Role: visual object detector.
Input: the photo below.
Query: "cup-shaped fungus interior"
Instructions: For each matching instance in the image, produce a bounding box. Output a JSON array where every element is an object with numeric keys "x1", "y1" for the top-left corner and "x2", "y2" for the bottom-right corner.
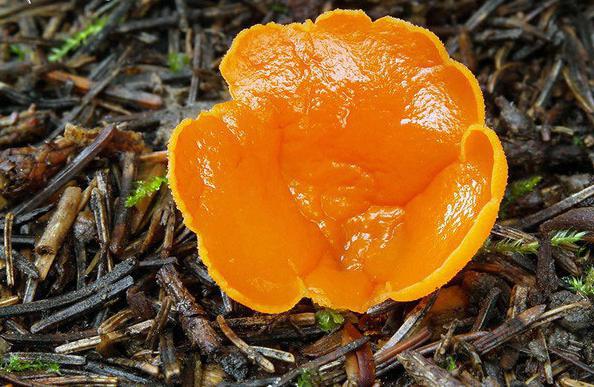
[{"x1": 168, "y1": 10, "x2": 507, "y2": 313}]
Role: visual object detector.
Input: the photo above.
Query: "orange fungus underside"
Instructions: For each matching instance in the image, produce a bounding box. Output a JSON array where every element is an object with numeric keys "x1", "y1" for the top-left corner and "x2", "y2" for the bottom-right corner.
[{"x1": 168, "y1": 10, "x2": 508, "y2": 313}]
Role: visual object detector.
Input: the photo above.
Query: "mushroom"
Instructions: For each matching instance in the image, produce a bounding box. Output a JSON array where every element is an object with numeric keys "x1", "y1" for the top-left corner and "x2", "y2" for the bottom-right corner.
[{"x1": 168, "y1": 10, "x2": 508, "y2": 313}]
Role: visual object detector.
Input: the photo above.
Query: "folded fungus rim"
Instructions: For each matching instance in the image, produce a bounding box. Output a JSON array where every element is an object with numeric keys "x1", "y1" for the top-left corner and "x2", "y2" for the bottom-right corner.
[{"x1": 167, "y1": 10, "x2": 508, "y2": 313}]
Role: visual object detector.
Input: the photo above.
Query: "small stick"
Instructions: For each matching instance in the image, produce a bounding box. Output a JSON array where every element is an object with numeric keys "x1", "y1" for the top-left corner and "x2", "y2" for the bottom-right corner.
[
  {"x1": 90, "y1": 188, "x2": 110, "y2": 249},
  {"x1": 54, "y1": 336, "x2": 101, "y2": 354},
  {"x1": 3, "y1": 352, "x2": 85, "y2": 365},
  {"x1": 531, "y1": 301, "x2": 591, "y2": 329},
  {"x1": 3, "y1": 213, "x2": 15, "y2": 287},
  {"x1": 146, "y1": 296, "x2": 172, "y2": 349},
  {"x1": 220, "y1": 290, "x2": 233, "y2": 316},
  {"x1": 138, "y1": 150, "x2": 167, "y2": 163},
  {"x1": 160, "y1": 330, "x2": 181, "y2": 384},
  {"x1": 95, "y1": 170, "x2": 113, "y2": 227},
  {"x1": 138, "y1": 257, "x2": 177, "y2": 268},
  {"x1": 517, "y1": 184, "x2": 594, "y2": 229},
  {"x1": 549, "y1": 347, "x2": 594, "y2": 375},
  {"x1": 222, "y1": 313, "x2": 316, "y2": 330},
  {"x1": 473, "y1": 305, "x2": 546, "y2": 354},
  {"x1": 471, "y1": 287, "x2": 501, "y2": 332},
  {"x1": 45, "y1": 71, "x2": 162, "y2": 110},
  {"x1": 12, "y1": 125, "x2": 115, "y2": 216},
  {"x1": 160, "y1": 197, "x2": 176, "y2": 258},
  {"x1": 0, "y1": 258, "x2": 134, "y2": 317},
  {"x1": 174, "y1": 0, "x2": 189, "y2": 31},
  {"x1": 377, "y1": 291, "x2": 439, "y2": 355},
  {"x1": 109, "y1": 152, "x2": 136, "y2": 256},
  {"x1": 217, "y1": 315, "x2": 275, "y2": 373},
  {"x1": 187, "y1": 31, "x2": 202, "y2": 104},
  {"x1": 106, "y1": 357, "x2": 160, "y2": 377},
  {"x1": 0, "y1": 296, "x2": 20, "y2": 307},
  {"x1": 251, "y1": 346, "x2": 295, "y2": 363},
  {"x1": 85, "y1": 360, "x2": 156, "y2": 385},
  {"x1": 78, "y1": 0, "x2": 133, "y2": 56},
  {"x1": 273, "y1": 337, "x2": 368, "y2": 386},
  {"x1": 32, "y1": 375, "x2": 117, "y2": 385},
  {"x1": 537, "y1": 329, "x2": 554, "y2": 384},
  {"x1": 375, "y1": 327, "x2": 432, "y2": 367},
  {"x1": 30, "y1": 276, "x2": 133, "y2": 333},
  {"x1": 0, "y1": 247, "x2": 39, "y2": 279},
  {"x1": 49, "y1": 45, "x2": 134, "y2": 140},
  {"x1": 34, "y1": 186, "x2": 82, "y2": 280},
  {"x1": 532, "y1": 57, "x2": 563, "y2": 112},
  {"x1": 434, "y1": 321, "x2": 458, "y2": 366},
  {"x1": 537, "y1": 231, "x2": 557, "y2": 297},
  {"x1": 55, "y1": 320, "x2": 153, "y2": 354},
  {"x1": 0, "y1": 373, "x2": 44, "y2": 387},
  {"x1": 114, "y1": 4, "x2": 246, "y2": 33},
  {"x1": 415, "y1": 332, "x2": 489, "y2": 357},
  {"x1": 0, "y1": 204, "x2": 53, "y2": 230},
  {"x1": 139, "y1": 202, "x2": 165, "y2": 255},
  {"x1": 74, "y1": 240, "x2": 87, "y2": 289},
  {"x1": 98, "y1": 308, "x2": 135, "y2": 334},
  {"x1": 366, "y1": 299, "x2": 399, "y2": 315},
  {"x1": 397, "y1": 351, "x2": 462, "y2": 387},
  {"x1": 1, "y1": 329, "x2": 96, "y2": 345},
  {"x1": 507, "y1": 285, "x2": 529, "y2": 319},
  {"x1": 156, "y1": 264, "x2": 222, "y2": 355},
  {"x1": 446, "y1": 0, "x2": 506, "y2": 53}
]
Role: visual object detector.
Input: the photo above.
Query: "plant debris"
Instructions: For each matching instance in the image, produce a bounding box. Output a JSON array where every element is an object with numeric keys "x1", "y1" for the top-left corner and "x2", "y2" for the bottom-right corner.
[
  {"x1": 315, "y1": 309, "x2": 344, "y2": 333},
  {"x1": 126, "y1": 175, "x2": 168, "y2": 208},
  {"x1": 0, "y1": 0, "x2": 592, "y2": 385},
  {"x1": 1, "y1": 354, "x2": 60, "y2": 374}
]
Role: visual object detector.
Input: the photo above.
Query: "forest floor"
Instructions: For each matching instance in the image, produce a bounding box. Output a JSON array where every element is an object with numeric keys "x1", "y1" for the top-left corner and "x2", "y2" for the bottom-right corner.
[{"x1": 0, "y1": 0, "x2": 593, "y2": 386}]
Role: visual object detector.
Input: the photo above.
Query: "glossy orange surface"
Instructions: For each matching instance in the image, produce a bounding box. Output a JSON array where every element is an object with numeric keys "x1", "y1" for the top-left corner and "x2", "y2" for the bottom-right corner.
[{"x1": 168, "y1": 10, "x2": 508, "y2": 313}]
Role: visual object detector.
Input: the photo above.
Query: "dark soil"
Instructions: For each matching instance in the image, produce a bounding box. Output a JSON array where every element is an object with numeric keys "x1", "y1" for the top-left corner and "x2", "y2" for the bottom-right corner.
[{"x1": 0, "y1": 0, "x2": 593, "y2": 386}]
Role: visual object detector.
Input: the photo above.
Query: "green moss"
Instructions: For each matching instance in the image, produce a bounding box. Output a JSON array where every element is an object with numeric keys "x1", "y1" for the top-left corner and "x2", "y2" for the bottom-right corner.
[
  {"x1": 445, "y1": 355, "x2": 457, "y2": 372},
  {"x1": 566, "y1": 267, "x2": 594, "y2": 297},
  {"x1": 315, "y1": 308, "x2": 344, "y2": 333},
  {"x1": 297, "y1": 370, "x2": 315, "y2": 387},
  {"x1": 1, "y1": 355, "x2": 60, "y2": 374},
  {"x1": 125, "y1": 175, "x2": 167, "y2": 208},
  {"x1": 167, "y1": 52, "x2": 190, "y2": 73},
  {"x1": 9, "y1": 44, "x2": 28, "y2": 61},
  {"x1": 270, "y1": 3, "x2": 289, "y2": 13},
  {"x1": 48, "y1": 16, "x2": 108, "y2": 62},
  {"x1": 500, "y1": 175, "x2": 542, "y2": 217},
  {"x1": 485, "y1": 230, "x2": 587, "y2": 256}
]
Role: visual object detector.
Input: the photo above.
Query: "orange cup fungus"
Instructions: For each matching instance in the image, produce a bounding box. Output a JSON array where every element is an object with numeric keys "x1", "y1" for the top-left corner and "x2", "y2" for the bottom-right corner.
[{"x1": 168, "y1": 10, "x2": 508, "y2": 313}]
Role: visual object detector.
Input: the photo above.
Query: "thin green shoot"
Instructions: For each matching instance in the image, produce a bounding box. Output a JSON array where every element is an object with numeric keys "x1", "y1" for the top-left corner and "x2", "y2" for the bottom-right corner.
[
  {"x1": 485, "y1": 230, "x2": 587, "y2": 256},
  {"x1": 48, "y1": 16, "x2": 108, "y2": 62},
  {"x1": 445, "y1": 355, "x2": 457, "y2": 372},
  {"x1": 565, "y1": 267, "x2": 594, "y2": 297},
  {"x1": 9, "y1": 44, "x2": 28, "y2": 61},
  {"x1": 500, "y1": 175, "x2": 542, "y2": 217}
]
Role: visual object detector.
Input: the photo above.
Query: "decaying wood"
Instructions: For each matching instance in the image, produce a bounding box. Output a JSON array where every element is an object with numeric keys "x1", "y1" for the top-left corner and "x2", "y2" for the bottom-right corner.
[
  {"x1": 45, "y1": 70, "x2": 163, "y2": 110},
  {"x1": 217, "y1": 315, "x2": 275, "y2": 374},
  {"x1": 397, "y1": 351, "x2": 463, "y2": 387},
  {"x1": 378, "y1": 291, "x2": 439, "y2": 355},
  {"x1": 12, "y1": 125, "x2": 115, "y2": 215},
  {"x1": 34, "y1": 186, "x2": 82, "y2": 279},
  {"x1": 30, "y1": 276, "x2": 134, "y2": 333},
  {"x1": 157, "y1": 264, "x2": 221, "y2": 355},
  {"x1": 3, "y1": 212, "x2": 14, "y2": 287}
]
